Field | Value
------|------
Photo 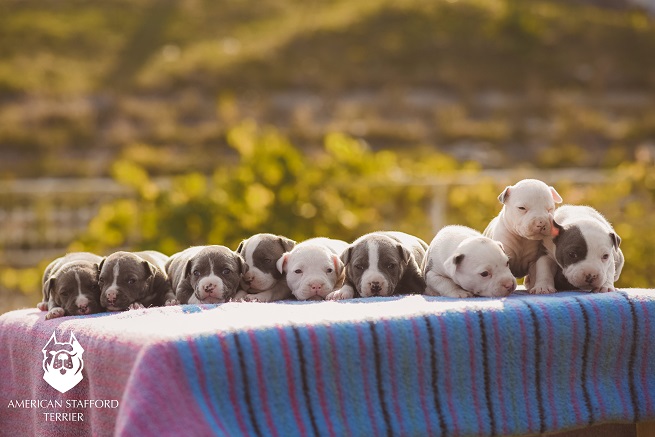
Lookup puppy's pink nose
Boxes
[503,281,516,293]
[105,290,117,301]
[310,283,324,292]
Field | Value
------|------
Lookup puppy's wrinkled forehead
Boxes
[102,253,148,280]
[252,237,287,270]
[191,247,238,274]
[57,267,96,294]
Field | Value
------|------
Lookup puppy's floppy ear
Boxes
[332,254,346,288]
[550,186,563,203]
[98,257,106,273]
[551,219,564,238]
[236,239,246,255]
[142,260,155,279]
[610,232,621,249]
[340,246,353,266]
[276,253,290,274]
[235,252,248,275]
[278,236,296,252]
[498,186,511,204]
[397,244,412,265]
[445,253,465,278]
[43,277,55,302]
[496,241,506,252]
[184,259,193,279]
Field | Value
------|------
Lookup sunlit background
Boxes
[1,0,655,314]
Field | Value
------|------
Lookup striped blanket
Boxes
[1,290,654,437]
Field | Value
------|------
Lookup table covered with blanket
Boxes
[1,290,654,437]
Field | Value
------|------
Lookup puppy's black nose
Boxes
[585,273,598,284]
[371,282,382,293]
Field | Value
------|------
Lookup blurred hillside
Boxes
[1,0,655,177]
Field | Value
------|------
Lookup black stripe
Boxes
[233,333,263,437]
[292,326,320,437]
[422,315,447,436]
[525,302,546,433]
[573,297,595,426]
[368,322,393,437]
[622,292,641,422]
[477,311,497,437]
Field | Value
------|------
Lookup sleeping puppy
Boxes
[423,225,516,298]
[529,205,624,293]
[234,233,296,302]
[484,179,563,280]
[98,250,177,311]
[276,237,348,301]
[166,245,246,304]
[327,231,428,300]
[38,252,103,320]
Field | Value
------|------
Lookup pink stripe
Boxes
[307,327,336,437]
[437,316,460,435]
[410,319,434,436]
[491,313,510,435]
[277,327,308,437]
[464,313,484,434]
[638,301,654,413]
[327,328,353,437]
[218,336,251,437]
[587,299,608,417]
[248,330,280,437]
[383,320,406,437]
[518,309,537,431]
[356,324,380,437]
[564,302,584,423]
[535,302,559,430]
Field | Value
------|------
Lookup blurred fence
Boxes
[0,169,611,268]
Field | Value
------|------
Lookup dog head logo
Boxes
[42,332,84,393]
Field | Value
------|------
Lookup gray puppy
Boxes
[98,250,176,311]
[38,252,103,320]
[327,231,428,299]
[166,245,247,304]
[234,233,296,302]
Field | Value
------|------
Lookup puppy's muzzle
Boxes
[370,282,382,295]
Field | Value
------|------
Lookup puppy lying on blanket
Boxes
[39,252,103,319]
[424,226,516,298]
[276,237,348,301]
[234,233,296,302]
[99,251,177,310]
[327,231,428,299]
[167,245,246,304]
[529,205,624,293]
[484,178,562,283]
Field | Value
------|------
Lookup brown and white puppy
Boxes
[234,233,296,302]
[484,179,563,280]
[528,205,624,294]
[276,237,348,301]
[166,245,246,304]
[98,250,176,311]
[38,252,103,320]
[327,231,428,300]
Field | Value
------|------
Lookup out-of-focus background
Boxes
[1,0,655,314]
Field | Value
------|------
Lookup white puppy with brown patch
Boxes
[424,225,517,298]
[484,179,563,281]
[276,237,348,301]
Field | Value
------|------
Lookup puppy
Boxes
[484,179,563,280]
[529,205,624,294]
[327,231,428,300]
[276,237,348,301]
[98,250,176,311]
[166,245,246,304]
[39,252,103,320]
[234,233,296,302]
[423,225,516,298]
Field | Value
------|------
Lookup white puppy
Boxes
[484,179,562,280]
[424,225,517,298]
[529,205,624,294]
[276,238,349,300]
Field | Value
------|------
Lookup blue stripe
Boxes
[175,338,224,435]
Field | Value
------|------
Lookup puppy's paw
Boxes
[45,307,65,320]
[592,285,615,293]
[529,283,556,294]
[326,290,348,300]
[37,302,49,311]
[128,302,146,310]
[244,294,261,302]
[441,289,474,298]
[165,299,180,306]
